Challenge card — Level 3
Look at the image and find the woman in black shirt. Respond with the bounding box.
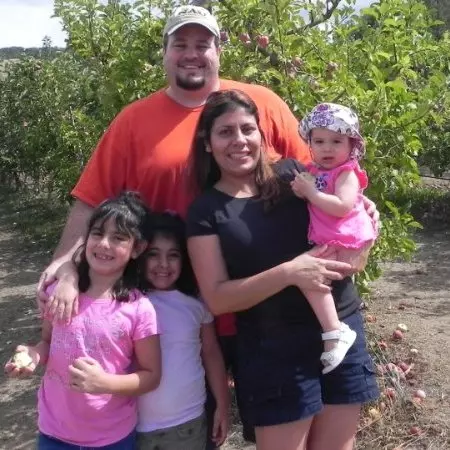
[186,90,378,450]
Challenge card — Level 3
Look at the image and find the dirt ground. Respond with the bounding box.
[0,190,448,449]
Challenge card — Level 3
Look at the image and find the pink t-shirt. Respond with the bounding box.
[38,289,158,446]
[307,160,378,248]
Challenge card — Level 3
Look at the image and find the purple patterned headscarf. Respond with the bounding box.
[299,103,365,159]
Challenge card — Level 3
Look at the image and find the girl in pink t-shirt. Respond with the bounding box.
[5,192,161,449]
[292,103,378,375]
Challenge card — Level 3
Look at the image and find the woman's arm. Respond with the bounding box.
[292,170,359,217]
[188,236,351,315]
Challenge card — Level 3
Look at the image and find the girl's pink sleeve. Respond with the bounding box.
[132,295,160,341]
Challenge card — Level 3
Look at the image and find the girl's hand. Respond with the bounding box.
[39,261,80,324]
[68,356,108,394]
[291,171,317,199]
[5,345,39,378]
[212,406,229,446]
[286,246,352,293]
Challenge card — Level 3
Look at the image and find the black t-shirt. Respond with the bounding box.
[186,158,360,334]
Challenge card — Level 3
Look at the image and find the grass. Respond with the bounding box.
[0,186,69,252]
[356,317,449,450]
[1,182,449,449]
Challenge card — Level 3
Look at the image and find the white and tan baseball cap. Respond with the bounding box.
[163,5,220,38]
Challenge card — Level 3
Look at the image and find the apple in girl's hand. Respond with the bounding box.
[12,351,33,368]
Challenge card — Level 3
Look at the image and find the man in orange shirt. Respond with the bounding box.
[40,6,311,338]
[36,5,340,448]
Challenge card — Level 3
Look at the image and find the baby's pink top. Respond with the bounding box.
[38,289,158,446]
[307,160,378,248]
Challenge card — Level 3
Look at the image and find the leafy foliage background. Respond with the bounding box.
[1,0,449,291]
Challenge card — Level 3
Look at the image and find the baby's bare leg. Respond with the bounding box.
[335,241,373,272]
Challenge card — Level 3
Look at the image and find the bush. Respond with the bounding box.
[1,0,450,288]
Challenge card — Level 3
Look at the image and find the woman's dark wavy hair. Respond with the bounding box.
[140,212,198,297]
[187,89,281,203]
[73,191,151,302]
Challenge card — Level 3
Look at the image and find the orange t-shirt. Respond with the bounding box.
[72,79,311,335]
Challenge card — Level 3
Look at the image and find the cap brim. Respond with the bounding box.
[166,19,219,38]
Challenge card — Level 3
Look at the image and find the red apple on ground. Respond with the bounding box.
[414,389,426,399]
[384,387,396,399]
[392,329,403,340]
[409,426,422,436]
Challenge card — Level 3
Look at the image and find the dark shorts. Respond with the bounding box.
[38,431,136,449]
[237,310,379,427]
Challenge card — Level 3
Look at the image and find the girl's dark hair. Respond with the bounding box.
[73,191,151,302]
[140,212,198,297]
[187,89,281,203]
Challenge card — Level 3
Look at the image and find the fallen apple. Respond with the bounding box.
[368,407,381,420]
[384,387,396,399]
[409,426,422,436]
[398,361,410,372]
[392,330,403,340]
[365,314,376,323]
[414,389,426,399]
[378,340,388,350]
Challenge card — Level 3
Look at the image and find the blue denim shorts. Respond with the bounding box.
[236,310,379,427]
[38,430,136,449]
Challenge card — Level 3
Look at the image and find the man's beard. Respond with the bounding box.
[175,74,206,91]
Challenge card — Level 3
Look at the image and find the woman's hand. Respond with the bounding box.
[362,196,381,229]
[37,260,79,323]
[285,246,352,292]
